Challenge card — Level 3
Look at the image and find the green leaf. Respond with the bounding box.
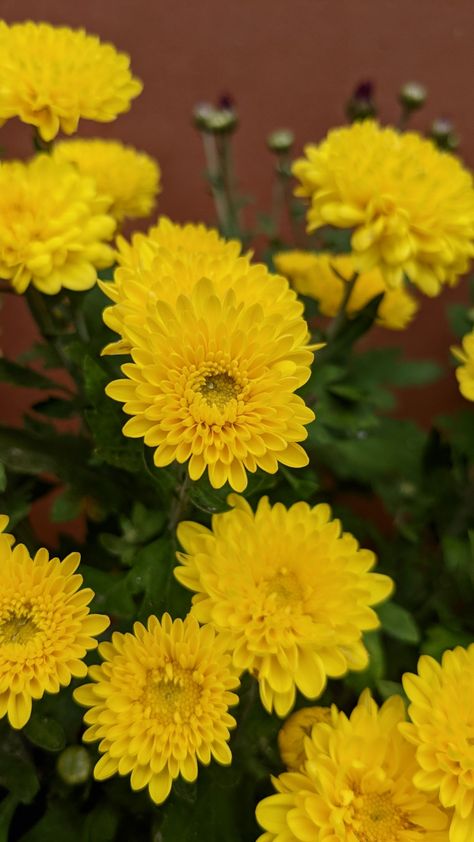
[19,803,83,842]
[378,602,420,644]
[0,794,19,842]
[82,804,118,842]
[0,358,65,392]
[0,725,39,804]
[51,487,82,523]
[422,625,474,660]
[32,397,77,419]
[0,463,6,493]
[23,714,66,752]
[0,424,90,481]
[376,680,405,701]
[345,630,385,694]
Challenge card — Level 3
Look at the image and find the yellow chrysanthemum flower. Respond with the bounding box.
[293,121,474,295]
[256,690,449,842]
[0,155,116,294]
[53,139,160,223]
[175,495,393,716]
[106,277,314,491]
[278,705,333,770]
[401,646,474,842]
[451,330,474,401]
[0,21,142,141]
[0,514,109,730]
[74,613,239,805]
[275,250,418,330]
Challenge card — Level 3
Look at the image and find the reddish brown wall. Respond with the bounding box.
[1,0,473,426]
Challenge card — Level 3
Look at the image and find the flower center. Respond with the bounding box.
[353,792,412,842]
[141,662,203,725]
[265,568,304,609]
[199,372,240,409]
[0,606,39,645]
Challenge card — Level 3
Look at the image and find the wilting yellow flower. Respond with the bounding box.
[278,705,333,770]
[0,515,109,730]
[74,613,239,805]
[101,218,303,355]
[175,495,393,716]
[275,250,418,330]
[401,646,474,842]
[451,330,474,401]
[0,21,142,141]
[54,139,160,223]
[0,155,115,294]
[106,277,314,491]
[256,690,449,841]
[293,121,474,295]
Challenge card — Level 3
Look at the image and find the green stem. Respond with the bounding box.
[168,470,191,533]
[397,108,410,132]
[25,287,76,394]
[216,133,241,237]
[327,271,359,339]
[200,132,229,233]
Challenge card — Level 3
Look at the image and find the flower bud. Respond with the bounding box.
[57,746,93,785]
[192,102,216,132]
[206,107,238,134]
[346,80,377,123]
[399,82,427,110]
[429,118,459,151]
[267,129,295,154]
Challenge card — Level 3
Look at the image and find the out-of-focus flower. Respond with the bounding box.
[0,21,142,141]
[451,330,474,400]
[278,706,333,770]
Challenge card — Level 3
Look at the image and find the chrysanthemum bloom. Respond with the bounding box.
[74,613,239,805]
[101,218,303,355]
[54,139,160,223]
[451,330,474,401]
[278,705,333,770]
[293,121,474,295]
[256,690,449,841]
[401,646,474,842]
[275,250,418,330]
[0,155,116,294]
[175,495,393,715]
[0,515,109,730]
[0,21,142,141]
[106,278,314,491]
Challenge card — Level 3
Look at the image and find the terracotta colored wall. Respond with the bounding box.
[1,0,473,426]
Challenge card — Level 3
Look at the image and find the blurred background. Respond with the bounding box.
[1,0,473,428]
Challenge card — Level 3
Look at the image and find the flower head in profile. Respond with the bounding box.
[275,250,418,330]
[106,277,314,491]
[278,705,333,770]
[0,155,115,294]
[74,613,239,805]
[293,121,474,295]
[0,515,109,730]
[401,645,474,842]
[256,690,449,841]
[0,21,142,140]
[53,139,160,223]
[175,495,393,715]
[451,330,474,401]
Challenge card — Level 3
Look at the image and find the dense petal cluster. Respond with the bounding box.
[175,495,393,715]
[401,646,474,842]
[278,705,333,770]
[275,250,418,330]
[293,121,474,295]
[0,21,142,140]
[451,330,474,400]
[0,155,116,294]
[74,613,239,804]
[0,515,109,730]
[101,218,303,355]
[54,139,160,223]
[257,690,449,841]
[106,277,314,491]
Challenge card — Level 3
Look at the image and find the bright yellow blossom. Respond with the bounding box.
[0,21,142,141]
[451,330,474,400]
[74,613,239,805]
[256,690,449,841]
[293,121,474,295]
[0,155,115,294]
[0,515,109,730]
[275,250,418,330]
[278,705,333,770]
[401,645,474,842]
[175,495,393,716]
[54,139,160,223]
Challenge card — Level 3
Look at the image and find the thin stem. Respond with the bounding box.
[216,133,241,237]
[200,132,229,232]
[168,470,191,533]
[270,159,287,242]
[25,287,77,394]
[397,108,410,132]
[327,271,359,339]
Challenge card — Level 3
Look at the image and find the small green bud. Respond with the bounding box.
[192,102,216,131]
[429,118,459,151]
[267,129,294,154]
[399,82,427,110]
[206,107,238,134]
[346,81,376,123]
[57,746,93,785]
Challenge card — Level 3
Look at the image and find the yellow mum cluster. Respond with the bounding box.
[452,330,474,401]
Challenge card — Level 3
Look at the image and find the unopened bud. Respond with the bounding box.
[206,107,238,134]
[192,102,216,131]
[399,82,427,110]
[267,129,294,154]
[346,80,377,123]
[429,118,459,151]
[57,746,93,785]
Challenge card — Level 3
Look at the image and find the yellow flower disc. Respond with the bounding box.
[256,690,449,841]
[0,21,142,141]
[401,645,474,842]
[275,250,418,330]
[74,613,240,805]
[0,515,109,730]
[105,277,315,491]
[175,495,393,715]
[293,121,474,295]
[0,155,116,294]
[54,139,160,223]
[451,329,474,401]
[278,705,333,770]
